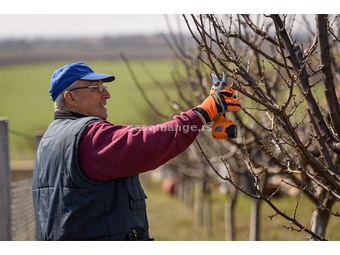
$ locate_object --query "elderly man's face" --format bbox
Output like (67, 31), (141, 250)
(68, 80), (111, 119)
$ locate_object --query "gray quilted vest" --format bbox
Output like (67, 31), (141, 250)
(32, 117), (150, 240)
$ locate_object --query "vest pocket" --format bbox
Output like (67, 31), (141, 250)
(126, 183), (147, 210)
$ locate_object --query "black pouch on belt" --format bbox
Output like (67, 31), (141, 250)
(131, 227), (154, 241)
(132, 228), (146, 241)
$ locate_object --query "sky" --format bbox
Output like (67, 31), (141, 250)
(0, 0), (334, 40)
(0, 14), (183, 39)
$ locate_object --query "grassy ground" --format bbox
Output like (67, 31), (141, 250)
(142, 178), (340, 241)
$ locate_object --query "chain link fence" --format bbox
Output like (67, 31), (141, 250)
(1, 119), (38, 240)
(11, 176), (36, 240)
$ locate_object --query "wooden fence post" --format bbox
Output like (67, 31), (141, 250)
(0, 118), (12, 240)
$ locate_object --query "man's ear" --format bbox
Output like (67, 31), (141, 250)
(64, 91), (78, 107)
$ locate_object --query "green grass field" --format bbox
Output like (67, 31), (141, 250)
(0, 60), (177, 160)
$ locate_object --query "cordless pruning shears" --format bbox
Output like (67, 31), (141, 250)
(210, 72), (239, 139)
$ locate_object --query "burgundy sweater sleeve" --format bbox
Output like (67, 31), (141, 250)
(78, 110), (204, 181)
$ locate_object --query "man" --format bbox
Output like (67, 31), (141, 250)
(32, 62), (240, 241)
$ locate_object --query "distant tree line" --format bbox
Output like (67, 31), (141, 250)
(0, 34), (195, 66)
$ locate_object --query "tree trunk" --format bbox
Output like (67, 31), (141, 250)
(316, 14), (340, 136)
(249, 198), (261, 241)
(203, 182), (212, 234)
(183, 180), (193, 210)
(310, 193), (335, 241)
(177, 176), (184, 202)
(194, 181), (203, 227)
(225, 191), (237, 241)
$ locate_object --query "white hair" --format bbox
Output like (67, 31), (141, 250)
(54, 80), (78, 110)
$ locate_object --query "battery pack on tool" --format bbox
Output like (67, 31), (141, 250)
(209, 72), (240, 139)
(212, 115), (237, 139)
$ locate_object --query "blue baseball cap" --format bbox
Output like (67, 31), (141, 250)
(49, 62), (115, 101)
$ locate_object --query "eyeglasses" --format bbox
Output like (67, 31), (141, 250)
(69, 84), (108, 93)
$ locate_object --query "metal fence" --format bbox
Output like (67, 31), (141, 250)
(10, 177), (36, 241)
(0, 119), (39, 240)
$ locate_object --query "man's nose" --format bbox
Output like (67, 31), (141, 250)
(102, 87), (111, 99)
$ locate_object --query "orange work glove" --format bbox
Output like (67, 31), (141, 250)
(193, 89), (241, 124)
